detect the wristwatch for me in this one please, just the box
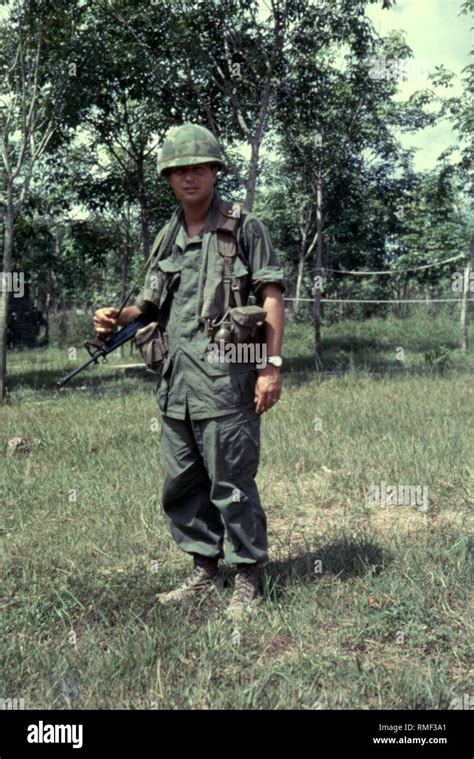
[267,355,283,368]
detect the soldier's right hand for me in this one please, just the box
[93,307,119,335]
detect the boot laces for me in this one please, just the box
[234,566,258,603]
[178,565,213,590]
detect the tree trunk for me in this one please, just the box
[293,251,305,316]
[137,166,150,259]
[423,283,431,317]
[244,78,272,210]
[0,198,15,403]
[117,215,131,359]
[402,278,410,318]
[338,287,344,321]
[140,202,150,260]
[49,227,63,317]
[460,235,474,352]
[245,141,260,211]
[313,173,323,361]
[393,282,402,318]
[46,268,57,317]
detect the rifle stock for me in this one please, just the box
[55,314,152,389]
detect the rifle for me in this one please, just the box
[54,211,179,390]
[55,313,153,389]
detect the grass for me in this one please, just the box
[1,310,473,709]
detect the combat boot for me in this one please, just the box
[156,554,224,605]
[224,563,262,622]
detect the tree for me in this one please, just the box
[0,0,73,402]
[429,0,474,348]
[108,0,395,210]
[271,18,438,355]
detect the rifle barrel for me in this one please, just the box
[55,314,152,390]
[56,354,101,389]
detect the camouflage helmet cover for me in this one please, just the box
[158,123,226,177]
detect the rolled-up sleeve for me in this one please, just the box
[134,263,161,311]
[134,223,171,311]
[240,214,286,297]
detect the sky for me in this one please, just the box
[366,0,472,170]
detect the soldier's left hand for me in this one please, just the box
[255,365,281,414]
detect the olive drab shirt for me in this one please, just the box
[134,191,286,420]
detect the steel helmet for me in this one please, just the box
[157,123,226,177]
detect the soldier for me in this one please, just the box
[93,123,285,622]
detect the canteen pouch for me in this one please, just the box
[134,321,168,372]
[228,305,267,343]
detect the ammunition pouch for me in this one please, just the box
[206,205,267,352]
[229,305,267,342]
[134,321,168,372]
[209,305,267,347]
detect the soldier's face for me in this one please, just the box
[168,163,218,205]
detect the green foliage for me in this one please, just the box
[2,0,471,318]
[47,310,94,348]
[423,345,453,373]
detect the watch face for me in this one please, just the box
[269,356,282,367]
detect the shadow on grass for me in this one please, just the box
[41,348,462,398]
[285,328,465,381]
[285,361,466,389]
[285,348,467,387]
[6,363,157,399]
[11,538,388,632]
[6,321,469,400]
[258,538,390,601]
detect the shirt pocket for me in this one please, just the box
[209,371,256,409]
[200,351,255,376]
[232,255,251,302]
[199,355,258,410]
[154,257,182,309]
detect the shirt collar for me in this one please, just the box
[175,190,221,251]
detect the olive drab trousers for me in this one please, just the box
[160,402,269,565]
[135,191,285,567]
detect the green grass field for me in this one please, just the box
[1,311,473,709]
